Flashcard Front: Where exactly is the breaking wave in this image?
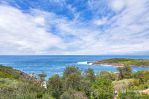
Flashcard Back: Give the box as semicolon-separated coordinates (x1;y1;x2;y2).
77;61;93;65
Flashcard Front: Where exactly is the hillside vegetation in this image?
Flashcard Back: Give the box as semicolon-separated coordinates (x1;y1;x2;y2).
93;58;149;67
0;64;149;99
0;65;50;99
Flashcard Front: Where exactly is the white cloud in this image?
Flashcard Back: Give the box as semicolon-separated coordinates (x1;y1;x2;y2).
34;16;45;26
110;0;125;11
0;5;64;55
93;18;108;25
0;0;149;55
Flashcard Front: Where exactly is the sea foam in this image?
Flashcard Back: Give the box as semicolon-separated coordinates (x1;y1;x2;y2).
77;61;92;65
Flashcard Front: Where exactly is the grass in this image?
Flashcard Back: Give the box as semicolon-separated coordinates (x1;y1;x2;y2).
0;65;20;79
0;78;20;88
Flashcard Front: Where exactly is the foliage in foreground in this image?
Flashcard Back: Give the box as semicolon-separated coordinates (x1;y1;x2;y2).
0;65;149;99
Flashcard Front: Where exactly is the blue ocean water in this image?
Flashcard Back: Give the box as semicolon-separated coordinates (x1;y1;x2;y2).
0;55;149;78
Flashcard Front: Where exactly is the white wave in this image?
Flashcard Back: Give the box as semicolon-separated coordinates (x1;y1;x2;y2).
77;61;93;65
77;61;88;65
88;62;93;65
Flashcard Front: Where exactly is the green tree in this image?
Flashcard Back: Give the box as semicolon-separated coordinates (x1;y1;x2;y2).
133;70;149;84
63;66;81;78
47;74;63;99
96;71;117;81
81;68;95;97
63;66;82;91
117;66;132;79
84;68;95;82
80;79;92;98
91;78;114;99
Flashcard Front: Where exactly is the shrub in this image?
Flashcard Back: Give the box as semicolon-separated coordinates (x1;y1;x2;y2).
133;71;149;84
60;89;87;99
63;66;82;91
91;78;114;99
117;66;132;79
47;74;63;99
84;68;95;82
118;91;140;99
96;71;117;81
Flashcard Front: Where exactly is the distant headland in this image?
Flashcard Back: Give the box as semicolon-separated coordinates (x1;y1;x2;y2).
92;58;149;67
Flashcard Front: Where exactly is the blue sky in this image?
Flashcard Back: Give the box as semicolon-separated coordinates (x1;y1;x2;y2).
0;0;149;55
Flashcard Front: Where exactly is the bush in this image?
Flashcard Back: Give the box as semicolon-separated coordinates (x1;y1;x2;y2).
47;74;63;99
96;71;117;81
113;79;139;92
117;66;132;79
60;89;87;99
118;91;140;99
63;66;82;91
133;71;149;84
118;91;149;99
91;78;114;99
84;68;95;82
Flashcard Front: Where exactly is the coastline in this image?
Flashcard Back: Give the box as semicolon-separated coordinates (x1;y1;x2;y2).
92;58;149;67
99;63;124;67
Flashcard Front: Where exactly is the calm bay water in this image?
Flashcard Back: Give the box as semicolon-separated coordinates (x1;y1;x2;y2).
0;55;149;78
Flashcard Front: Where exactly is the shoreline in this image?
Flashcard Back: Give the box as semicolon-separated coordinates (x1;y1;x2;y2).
91;58;149;67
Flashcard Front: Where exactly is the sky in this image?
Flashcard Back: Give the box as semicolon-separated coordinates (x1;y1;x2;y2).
0;0;149;55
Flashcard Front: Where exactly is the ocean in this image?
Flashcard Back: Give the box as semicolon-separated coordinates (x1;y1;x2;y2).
0;55;149;78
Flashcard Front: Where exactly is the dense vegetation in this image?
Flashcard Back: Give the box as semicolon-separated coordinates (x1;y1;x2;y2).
0;64;149;99
93;58;149;67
